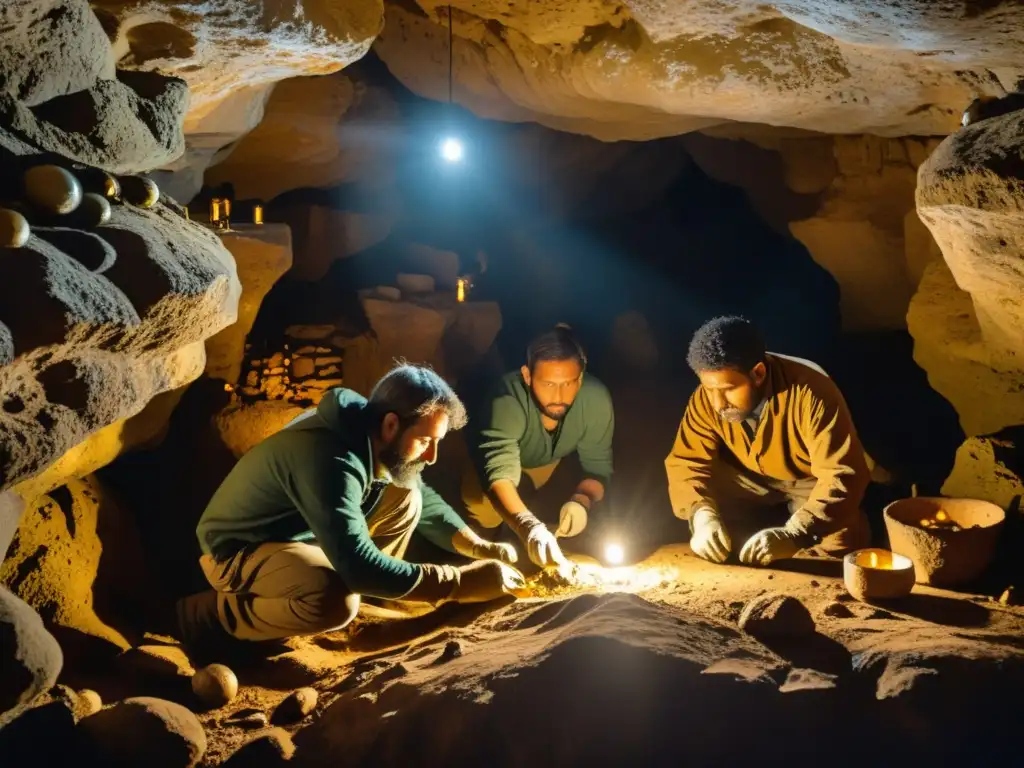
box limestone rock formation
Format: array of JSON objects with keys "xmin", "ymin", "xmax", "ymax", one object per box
[
  {"xmin": 0, "ymin": 0, "xmax": 115, "ymax": 107},
  {"xmin": 0, "ymin": 173, "xmax": 240, "ymax": 495},
  {"xmin": 94, "ymin": 0, "xmax": 383, "ymax": 129},
  {"xmin": 0, "ymin": 586, "xmax": 63, "ymax": 728},
  {"xmin": 942, "ymin": 428, "xmax": 1024, "ymax": 510},
  {"xmin": 93, "ymin": 0, "xmax": 385, "ymax": 198},
  {"xmin": 374, "ymin": 1, "xmax": 1024, "ymax": 142},
  {"xmin": 0, "ymin": 476, "xmax": 154, "ymax": 660},
  {"xmin": 1, "ymin": 70, "xmax": 188, "ymax": 175},
  {"xmin": 206, "ymin": 72, "xmax": 400, "ymax": 203},
  {"xmin": 0, "ymin": 0, "xmax": 243, "ymax": 498},
  {"xmin": 206, "ymin": 226, "xmax": 294, "ymax": 384},
  {"xmin": 788, "ymin": 136, "xmax": 941, "ymax": 330},
  {"xmin": 914, "ymin": 105, "xmax": 1024, "ymax": 437}
]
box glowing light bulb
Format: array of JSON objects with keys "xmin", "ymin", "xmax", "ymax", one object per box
[
  {"xmin": 440, "ymin": 137, "xmax": 463, "ymax": 162},
  {"xmin": 604, "ymin": 542, "xmax": 625, "ymax": 566}
]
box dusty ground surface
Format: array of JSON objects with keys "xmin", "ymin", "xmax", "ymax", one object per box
[{"xmin": 45, "ymin": 542, "xmax": 1023, "ymax": 766}]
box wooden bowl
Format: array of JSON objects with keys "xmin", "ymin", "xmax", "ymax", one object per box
[
  {"xmin": 843, "ymin": 548, "xmax": 915, "ymax": 602},
  {"xmin": 884, "ymin": 497, "xmax": 1005, "ymax": 587}
]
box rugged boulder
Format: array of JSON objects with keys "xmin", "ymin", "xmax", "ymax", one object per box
[{"xmin": 913, "ymin": 104, "xmax": 1024, "ymax": 437}]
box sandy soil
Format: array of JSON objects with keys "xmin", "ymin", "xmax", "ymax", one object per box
[{"xmin": 140, "ymin": 543, "xmax": 1024, "ymax": 766}]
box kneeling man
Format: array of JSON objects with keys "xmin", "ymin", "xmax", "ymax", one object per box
[
  {"xmin": 665, "ymin": 316, "xmax": 870, "ymax": 566},
  {"xmin": 177, "ymin": 364, "xmax": 523, "ymax": 650},
  {"xmin": 463, "ymin": 325, "xmax": 614, "ymax": 567}
]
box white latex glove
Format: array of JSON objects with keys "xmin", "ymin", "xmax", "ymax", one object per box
[
  {"xmin": 452, "ymin": 528, "xmax": 519, "ymax": 565},
  {"xmin": 449, "ymin": 559, "xmax": 526, "ymax": 603},
  {"xmin": 738, "ymin": 526, "xmax": 802, "ymax": 566},
  {"xmin": 555, "ymin": 499, "xmax": 589, "ymax": 538},
  {"xmin": 512, "ymin": 511, "xmax": 568, "ymax": 568},
  {"xmin": 689, "ymin": 506, "xmax": 732, "ymax": 564}
]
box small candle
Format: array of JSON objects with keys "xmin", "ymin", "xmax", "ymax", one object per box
[
  {"xmin": 210, "ymin": 198, "xmax": 221, "ymax": 222},
  {"xmin": 223, "ymin": 198, "xmax": 232, "ymax": 217},
  {"xmin": 253, "ymin": 204, "xmax": 264, "ymax": 225},
  {"xmin": 456, "ymin": 277, "xmax": 469, "ymax": 302}
]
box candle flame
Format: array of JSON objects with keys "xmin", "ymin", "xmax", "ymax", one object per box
[
  {"xmin": 869, "ymin": 551, "xmax": 878, "ymax": 568},
  {"xmin": 456, "ymin": 278, "xmax": 466, "ymax": 302}
]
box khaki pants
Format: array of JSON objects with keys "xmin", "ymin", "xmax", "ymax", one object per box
[
  {"xmin": 709, "ymin": 459, "xmax": 870, "ymax": 556},
  {"xmin": 462, "ymin": 461, "xmax": 560, "ymax": 529},
  {"xmin": 197, "ymin": 485, "xmax": 421, "ymax": 641}
]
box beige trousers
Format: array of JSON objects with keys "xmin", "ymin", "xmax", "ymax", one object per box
[
  {"xmin": 199, "ymin": 485, "xmax": 421, "ymax": 641},
  {"xmin": 461, "ymin": 461, "xmax": 560, "ymax": 529}
]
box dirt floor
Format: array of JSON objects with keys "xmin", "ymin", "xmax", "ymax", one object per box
[{"xmin": 60, "ymin": 542, "xmax": 1021, "ymax": 767}]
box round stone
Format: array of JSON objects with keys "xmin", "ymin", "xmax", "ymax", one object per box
[
  {"xmin": 0, "ymin": 208, "xmax": 30, "ymax": 248},
  {"xmin": 76, "ymin": 689, "xmax": 103, "ymax": 717},
  {"xmin": 119, "ymin": 175, "xmax": 160, "ymax": 208},
  {"xmin": 23, "ymin": 165, "xmax": 82, "ymax": 215},
  {"xmin": 72, "ymin": 193, "xmax": 112, "ymax": 228},
  {"xmin": 270, "ymin": 687, "xmax": 318, "ymax": 725},
  {"xmin": 78, "ymin": 696, "xmax": 206, "ymax": 768},
  {"xmin": 191, "ymin": 664, "xmax": 238, "ymax": 708}
]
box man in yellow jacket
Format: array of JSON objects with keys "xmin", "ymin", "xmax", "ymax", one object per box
[{"xmin": 665, "ymin": 316, "xmax": 870, "ymax": 566}]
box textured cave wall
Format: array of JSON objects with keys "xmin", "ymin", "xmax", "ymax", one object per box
[
  {"xmin": 913, "ymin": 107, "xmax": 1024, "ymax": 438},
  {"xmin": 0, "ymin": 0, "xmax": 251, "ymax": 728},
  {"xmin": 92, "ymin": 0, "xmax": 386, "ymax": 202},
  {"xmin": 373, "ymin": 1, "xmax": 1024, "ymax": 141},
  {"xmin": 911, "ymin": 104, "xmax": 1024, "ymax": 506}
]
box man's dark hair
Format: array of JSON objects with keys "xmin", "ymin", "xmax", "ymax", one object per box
[
  {"xmin": 526, "ymin": 323, "xmax": 587, "ymax": 372},
  {"xmin": 368, "ymin": 363, "xmax": 468, "ymax": 431},
  {"xmin": 687, "ymin": 316, "xmax": 766, "ymax": 374}
]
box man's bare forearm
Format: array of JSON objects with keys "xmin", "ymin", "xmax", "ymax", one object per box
[{"xmin": 571, "ymin": 478, "xmax": 605, "ymax": 508}]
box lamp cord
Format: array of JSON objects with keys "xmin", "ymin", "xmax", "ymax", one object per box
[{"xmin": 448, "ymin": 3, "xmax": 453, "ymax": 104}]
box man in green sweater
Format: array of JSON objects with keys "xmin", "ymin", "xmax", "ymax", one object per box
[
  {"xmin": 463, "ymin": 325, "xmax": 615, "ymax": 567},
  {"xmin": 177, "ymin": 364, "xmax": 524, "ymax": 650}
]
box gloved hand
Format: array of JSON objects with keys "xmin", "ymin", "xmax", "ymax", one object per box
[
  {"xmin": 448, "ymin": 559, "xmax": 526, "ymax": 603},
  {"xmin": 555, "ymin": 499, "xmax": 589, "ymax": 538},
  {"xmin": 451, "ymin": 527, "xmax": 519, "ymax": 564},
  {"xmin": 689, "ymin": 506, "xmax": 732, "ymax": 564},
  {"xmin": 513, "ymin": 511, "xmax": 569, "ymax": 568},
  {"xmin": 738, "ymin": 526, "xmax": 803, "ymax": 566}
]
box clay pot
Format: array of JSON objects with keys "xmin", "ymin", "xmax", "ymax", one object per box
[
  {"xmin": 884, "ymin": 497, "xmax": 1005, "ymax": 587},
  {"xmin": 843, "ymin": 548, "xmax": 915, "ymax": 602}
]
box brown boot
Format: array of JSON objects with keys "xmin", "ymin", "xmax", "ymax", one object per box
[{"xmin": 175, "ymin": 590, "xmax": 239, "ymax": 667}]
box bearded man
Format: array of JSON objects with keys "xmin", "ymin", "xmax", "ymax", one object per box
[
  {"xmin": 666, "ymin": 316, "xmax": 871, "ymax": 566},
  {"xmin": 177, "ymin": 364, "xmax": 524, "ymax": 653},
  {"xmin": 462, "ymin": 325, "xmax": 615, "ymax": 567}
]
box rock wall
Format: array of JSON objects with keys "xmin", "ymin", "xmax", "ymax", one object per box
[
  {"xmin": 374, "ymin": 1, "xmax": 1024, "ymax": 141},
  {"xmin": 92, "ymin": 0, "xmax": 385, "ymax": 202},
  {"xmin": 683, "ymin": 132, "xmax": 945, "ymax": 332},
  {"xmin": 912, "ymin": 104, "xmax": 1024, "ymax": 498},
  {"xmin": 0, "ymin": 0, "xmax": 247, "ymax": 728},
  {"xmin": 205, "ymin": 226, "xmax": 294, "ymax": 384}
]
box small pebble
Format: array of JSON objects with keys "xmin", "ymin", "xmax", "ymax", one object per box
[
  {"xmin": 77, "ymin": 689, "xmax": 103, "ymax": 717},
  {"xmin": 809, "ymin": 580, "xmax": 820, "ymax": 588},
  {"xmin": 271, "ymin": 687, "xmax": 318, "ymax": 725},
  {"xmin": 0, "ymin": 207, "xmax": 30, "ymax": 247},
  {"xmin": 436, "ymin": 640, "xmax": 463, "ymax": 664},
  {"xmin": 235, "ymin": 712, "xmax": 268, "ymax": 729},
  {"xmin": 119, "ymin": 175, "xmax": 160, "ymax": 208},
  {"xmin": 192, "ymin": 664, "xmax": 239, "ymax": 708},
  {"xmin": 822, "ymin": 601, "xmax": 854, "ymax": 619}
]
